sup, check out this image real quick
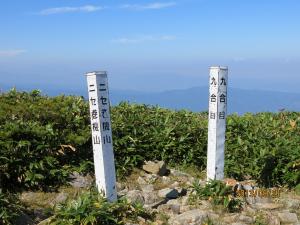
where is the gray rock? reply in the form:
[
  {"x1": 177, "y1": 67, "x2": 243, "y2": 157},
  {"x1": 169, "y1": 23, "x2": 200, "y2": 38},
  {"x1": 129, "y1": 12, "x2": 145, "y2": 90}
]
[
  {"x1": 278, "y1": 212, "x2": 299, "y2": 224},
  {"x1": 180, "y1": 205, "x2": 194, "y2": 213},
  {"x1": 118, "y1": 188, "x2": 128, "y2": 196},
  {"x1": 50, "y1": 192, "x2": 68, "y2": 207},
  {"x1": 168, "y1": 209, "x2": 208, "y2": 225},
  {"x1": 254, "y1": 203, "x2": 283, "y2": 210},
  {"x1": 68, "y1": 172, "x2": 93, "y2": 188},
  {"x1": 20, "y1": 192, "x2": 36, "y2": 202},
  {"x1": 222, "y1": 214, "x2": 239, "y2": 223},
  {"x1": 283, "y1": 198, "x2": 300, "y2": 210},
  {"x1": 142, "y1": 161, "x2": 167, "y2": 176},
  {"x1": 170, "y1": 181, "x2": 180, "y2": 188},
  {"x1": 167, "y1": 199, "x2": 180, "y2": 205},
  {"x1": 181, "y1": 196, "x2": 190, "y2": 206},
  {"x1": 268, "y1": 215, "x2": 281, "y2": 225},
  {"x1": 161, "y1": 176, "x2": 171, "y2": 184},
  {"x1": 137, "y1": 176, "x2": 147, "y2": 185},
  {"x1": 116, "y1": 181, "x2": 125, "y2": 191},
  {"x1": 144, "y1": 173, "x2": 158, "y2": 183},
  {"x1": 208, "y1": 213, "x2": 220, "y2": 223},
  {"x1": 157, "y1": 204, "x2": 180, "y2": 215},
  {"x1": 125, "y1": 190, "x2": 144, "y2": 205},
  {"x1": 143, "y1": 191, "x2": 159, "y2": 205},
  {"x1": 141, "y1": 184, "x2": 154, "y2": 193},
  {"x1": 169, "y1": 204, "x2": 181, "y2": 214},
  {"x1": 238, "y1": 215, "x2": 254, "y2": 224},
  {"x1": 158, "y1": 188, "x2": 179, "y2": 199},
  {"x1": 170, "y1": 169, "x2": 189, "y2": 177}
]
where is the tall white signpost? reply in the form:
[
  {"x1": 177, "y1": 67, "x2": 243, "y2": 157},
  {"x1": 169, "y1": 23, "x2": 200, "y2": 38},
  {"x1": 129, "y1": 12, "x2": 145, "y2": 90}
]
[
  {"x1": 207, "y1": 66, "x2": 228, "y2": 181},
  {"x1": 86, "y1": 71, "x2": 117, "y2": 202}
]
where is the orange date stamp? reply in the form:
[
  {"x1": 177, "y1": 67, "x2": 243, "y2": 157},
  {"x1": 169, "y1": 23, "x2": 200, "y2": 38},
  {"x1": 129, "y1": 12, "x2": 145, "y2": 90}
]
[{"x1": 236, "y1": 188, "x2": 281, "y2": 198}]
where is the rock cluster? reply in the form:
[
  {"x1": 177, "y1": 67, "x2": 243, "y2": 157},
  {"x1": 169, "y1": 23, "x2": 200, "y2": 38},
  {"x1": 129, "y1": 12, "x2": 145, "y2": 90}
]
[
  {"x1": 18, "y1": 160, "x2": 300, "y2": 225},
  {"x1": 118, "y1": 161, "x2": 300, "y2": 225}
]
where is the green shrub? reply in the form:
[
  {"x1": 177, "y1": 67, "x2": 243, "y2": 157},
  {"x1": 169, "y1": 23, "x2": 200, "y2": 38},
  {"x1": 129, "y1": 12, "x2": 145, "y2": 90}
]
[
  {"x1": 189, "y1": 180, "x2": 243, "y2": 212},
  {"x1": 0, "y1": 89, "x2": 299, "y2": 190},
  {"x1": 111, "y1": 103, "x2": 208, "y2": 176},
  {"x1": 51, "y1": 189, "x2": 153, "y2": 225},
  {"x1": 226, "y1": 112, "x2": 300, "y2": 187},
  {"x1": 0, "y1": 89, "x2": 91, "y2": 190},
  {"x1": 0, "y1": 189, "x2": 23, "y2": 225}
]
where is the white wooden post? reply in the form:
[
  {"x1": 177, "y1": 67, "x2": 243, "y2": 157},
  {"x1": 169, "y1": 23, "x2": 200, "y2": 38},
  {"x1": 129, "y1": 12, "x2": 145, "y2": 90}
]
[
  {"x1": 86, "y1": 71, "x2": 117, "y2": 202},
  {"x1": 207, "y1": 66, "x2": 228, "y2": 180}
]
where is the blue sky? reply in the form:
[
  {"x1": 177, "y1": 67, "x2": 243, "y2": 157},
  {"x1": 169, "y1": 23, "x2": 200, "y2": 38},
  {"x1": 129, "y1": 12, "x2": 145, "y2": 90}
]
[{"x1": 1, "y1": 0, "x2": 300, "y2": 93}]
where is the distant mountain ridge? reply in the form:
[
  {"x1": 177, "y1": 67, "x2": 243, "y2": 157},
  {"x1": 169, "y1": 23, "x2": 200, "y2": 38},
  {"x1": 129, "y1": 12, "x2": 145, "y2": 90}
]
[
  {"x1": 1, "y1": 85, "x2": 300, "y2": 114},
  {"x1": 111, "y1": 87, "x2": 300, "y2": 114}
]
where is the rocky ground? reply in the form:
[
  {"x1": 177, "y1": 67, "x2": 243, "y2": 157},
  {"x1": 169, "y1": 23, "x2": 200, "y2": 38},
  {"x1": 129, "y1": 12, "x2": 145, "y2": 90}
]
[{"x1": 18, "y1": 161, "x2": 300, "y2": 225}]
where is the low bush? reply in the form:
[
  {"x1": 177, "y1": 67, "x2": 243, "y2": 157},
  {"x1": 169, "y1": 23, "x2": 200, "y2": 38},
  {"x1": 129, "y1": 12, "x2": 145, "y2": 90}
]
[
  {"x1": 0, "y1": 189, "x2": 24, "y2": 225},
  {"x1": 50, "y1": 189, "x2": 153, "y2": 225},
  {"x1": 0, "y1": 89, "x2": 299, "y2": 191},
  {"x1": 0, "y1": 89, "x2": 91, "y2": 190},
  {"x1": 189, "y1": 180, "x2": 243, "y2": 213}
]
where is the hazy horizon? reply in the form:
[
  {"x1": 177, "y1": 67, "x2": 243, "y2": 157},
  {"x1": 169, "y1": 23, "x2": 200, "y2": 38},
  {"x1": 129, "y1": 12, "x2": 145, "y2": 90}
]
[{"x1": 1, "y1": 1, "x2": 300, "y2": 93}]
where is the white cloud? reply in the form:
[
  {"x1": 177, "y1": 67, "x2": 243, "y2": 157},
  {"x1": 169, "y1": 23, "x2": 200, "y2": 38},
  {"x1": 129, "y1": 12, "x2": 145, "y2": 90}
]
[
  {"x1": 112, "y1": 35, "x2": 176, "y2": 44},
  {"x1": 121, "y1": 2, "x2": 176, "y2": 10},
  {"x1": 38, "y1": 5, "x2": 103, "y2": 15},
  {"x1": 0, "y1": 49, "x2": 26, "y2": 57}
]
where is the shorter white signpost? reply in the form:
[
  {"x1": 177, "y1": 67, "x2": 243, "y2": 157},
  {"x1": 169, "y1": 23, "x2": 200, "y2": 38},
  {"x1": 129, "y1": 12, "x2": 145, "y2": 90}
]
[
  {"x1": 207, "y1": 66, "x2": 228, "y2": 181},
  {"x1": 86, "y1": 71, "x2": 117, "y2": 202}
]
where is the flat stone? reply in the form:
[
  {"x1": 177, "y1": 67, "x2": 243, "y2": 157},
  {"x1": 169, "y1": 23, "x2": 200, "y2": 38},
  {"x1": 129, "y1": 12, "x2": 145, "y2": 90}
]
[
  {"x1": 283, "y1": 198, "x2": 300, "y2": 210},
  {"x1": 157, "y1": 204, "x2": 180, "y2": 215},
  {"x1": 181, "y1": 196, "x2": 189, "y2": 206},
  {"x1": 167, "y1": 199, "x2": 180, "y2": 205},
  {"x1": 161, "y1": 176, "x2": 171, "y2": 184},
  {"x1": 208, "y1": 213, "x2": 220, "y2": 222},
  {"x1": 238, "y1": 215, "x2": 254, "y2": 224},
  {"x1": 170, "y1": 169, "x2": 189, "y2": 177},
  {"x1": 222, "y1": 214, "x2": 239, "y2": 223},
  {"x1": 50, "y1": 192, "x2": 68, "y2": 207},
  {"x1": 169, "y1": 204, "x2": 181, "y2": 214},
  {"x1": 144, "y1": 173, "x2": 158, "y2": 183},
  {"x1": 143, "y1": 191, "x2": 160, "y2": 205},
  {"x1": 141, "y1": 184, "x2": 154, "y2": 193},
  {"x1": 254, "y1": 203, "x2": 283, "y2": 210},
  {"x1": 278, "y1": 212, "x2": 299, "y2": 224},
  {"x1": 267, "y1": 215, "x2": 281, "y2": 225},
  {"x1": 158, "y1": 188, "x2": 179, "y2": 199},
  {"x1": 168, "y1": 209, "x2": 208, "y2": 225},
  {"x1": 137, "y1": 176, "x2": 147, "y2": 185},
  {"x1": 118, "y1": 188, "x2": 128, "y2": 196},
  {"x1": 20, "y1": 192, "x2": 37, "y2": 202},
  {"x1": 116, "y1": 181, "x2": 125, "y2": 191},
  {"x1": 243, "y1": 205, "x2": 257, "y2": 214},
  {"x1": 142, "y1": 161, "x2": 167, "y2": 176},
  {"x1": 179, "y1": 205, "x2": 194, "y2": 213},
  {"x1": 68, "y1": 171, "x2": 93, "y2": 188},
  {"x1": 125, "y1": 190, "x2": 144, "y2": 205}
]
